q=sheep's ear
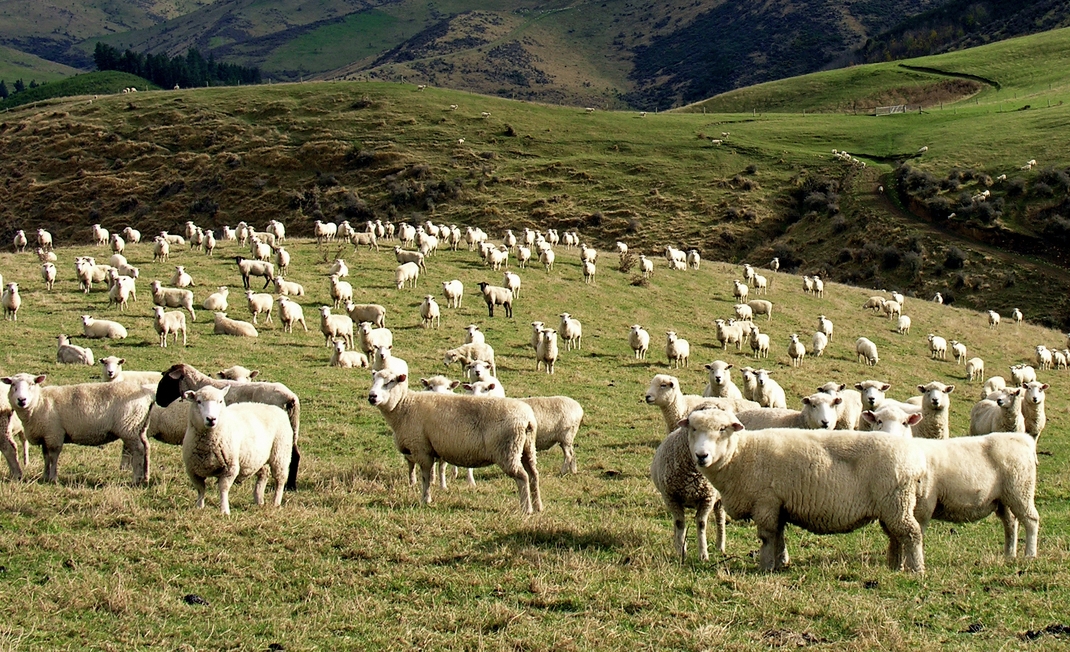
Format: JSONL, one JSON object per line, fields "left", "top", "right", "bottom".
{"left": 396, "top": 374, "right": 407, "bottom": 384}
{"left": 249, "top": 370, "right": 259, "bottom": 379}
{"left": 725, "top": 364, "right": 733, "bottom": 370}
{"left": 704, "top": 364, "right": 712, "bottom": 370}
{"left": 487, "top": 383, "right": 497, "bottom": 391}
{"left": 916, "top": 385, "right": 926, "bottom": 394}
{"left": 944, "top": 385, "right": 955, "bottom": 394}
{"left": 802, "top": 396, "right": 812, "bottom": 406}
{"left": 835, "top": 383, "right": 845, "bottom": 391}
{"left": 183, "top": 390, "right": 196, "bottom": 401}
{"left": 420, "top": 378, "right": 431, "bottom": 388}
{"left": 219, "top": 386, "right": 230, "bottom": 398}
{"left": 675, "top": 418, "right": 689, "bottom": 429}
{"left": 449, "top": 381, "right": 460, "bottom": 389}
{"left": 1041, "top": 383, "right": 1050, "bottom": 390}
{"left": 0, "top": 377, "right": 11, "bottom": 386}
{"left": 853, "top": 382, "right": 865, "bottom": 390}
{"left": 861, "top": 411, "right": 876, "bottom": 424}
{"left": 906, "top": 414, "right": 924, "bottom": 426}
{"left": 118, "top": 358, "right": 126, "bottom": 365}
{"left": 1009, "top": 388, "right": 1021, "bottom": 396}
{"left": 833, "top": 397, "right": 843, "bottom": 405}
{"left": 462, "top": 384, "right": 473, "bottom": 391}
{"left": 730, "top": 421, "right": 745, "bottom": 432}
{"left": 34, "top": 375, "right": 46, "bottom": 385}
{"left": 880, "top": 383, "right": 891, "bottom": 391}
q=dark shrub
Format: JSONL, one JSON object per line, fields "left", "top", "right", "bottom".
{"left": 944, "top": 247, "right": 966, "bottom": 270}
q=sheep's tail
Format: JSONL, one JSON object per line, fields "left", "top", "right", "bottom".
{"left": 285, "top": 396, "right": 301, "bottom": 491}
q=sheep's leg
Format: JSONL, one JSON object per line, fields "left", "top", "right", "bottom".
{"left": 886, "top": 514, "right": 925, "bottom": 572}
{"left": 521, "top": 438, "right": 542, "bottom": 513}
{"left": 0, "top": 428, "right": 22, "bottom": 480}
{"left": 437, "top": 458, "right": 448, "bottom": 490}
{"left": 127, "top": 427, "right": 150, "bottom": 485}
{"left": 712, "top": 499, "right": 727, "bottom": 555}
{"left": 218, "top": 470, "right": 238, "bottom": 515}
{"left": 253, "top": 467, "right": 269, "bottom": 506}
{"left": 666, "top": 500, "right": 688, "bottom": 562}
{"left": 996, "top": 504, "right": 1019, "bottom": 558}
{"left": 1019, "top": 506, "right": 1040, "bottom": 559}
{"left": 560, "top": 443, "right": 576, "bottom": 475}
{"left": 118, "top": 441, "right": 132, "bottom": 471}
{"left": 419, "top": 462, "right": 434, "bottom": 504}
{"left": 695, "top": 498, "right": 713, "bottom": 562}
{"left": 42, "top": 442, "right": 61, "bottom": 482}
{"left": 406, "top": 456, "right": 418, "bottom": 486}
{"left": 466, "top": 467, "right": 475, "bottom": 485}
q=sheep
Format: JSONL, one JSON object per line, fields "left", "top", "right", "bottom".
{"left": 203, "top": 231, "right": 217, "bottom": 256}
{"left": 738, "top": 367, "right": 759, "bottom": 402}
{"left": 890, "top": 291, "right": 905, "bottom": 307}
{"left": 92, "top": 223, "right": 109, "bottom": 246}
{"left": 198, "top": 286, "right": 230, "bottom": 312}
{"left": 856, "top": 337, "right": 879, "bottom": 365}
{"left": 714, "top": 319, "right": 744, "bottom": 351}
{"left": 99, "top": 357, "right": 164, "bottom": 385}
{"left": 395, "top": 262, "right": 421, "bottom": 290}
{"left": 802, "top": 276, "right": 816, "bottom": 295}
{"left": 273, "top": 277, "right": 305, "bottom": 297}
{"left": 373, "top": 345, "right": 409, "bottom": 378}
{"left": 478, "top": 282, "right": 513, "bottom": 318}
{"left": 244, "top": 291, "right": 274, "bottom": 325}
{"left": 882, "top": 299, "right": 901, "bottom": 320}
{"left": 420, "top": 295, "right": 441, "bottom": 329}
{"left": 854, "top": 381, "right": 922, "bottom": 418}
{"left": 644, "top": 374, "right": 759, "bottom": 433}
{"left": 892, "top": 314, "right": 911, "bottom": 335}
{"left": 1011, "top": 308, "right": 1023, "bottom": 325}
{"left": 815, "top": 382, "right": 864, "bottom": 430}
{"left": 580, "top": 260, "right": 597, "bottom": 284}
{"left": 752, "top": 274, "right": 768, "bottom": 295}
{"left": 80, "top": 314, "right": 126, "bottom": 339}
{"left": 36, "top": 248, "right": 56, "bottom": 263}
{"left": 638, "top": 254, "right": 653, "bottom": 277}
{"left": 965, "top": 357, "right": 985, "bottom": 383}
{"left": 986, "top": 310, "right": 1001, "bottom": 329}
{"left": 464, "top": 324, "right": 485, "bottom": 345}
{"left": 350, "top": 231, "right": 379, "bottom": 252}
{"left": 701, "top": 361, "right": 742, "bottom": 399}
{"left": 747, "top": 299, "right": 773, "bottom": 320}
{"left": 515, "top": 246, "right": 532, "bottom": 269}
{"left": 213, "top": 312, "right": 258, "bottom": 337}
{"left": 12, "top": 230, "right": 27, "bottom": 253}
{"left": 927, "top": 334, "right": 947, "bottom": 360}
{"left": 38, "top": 262, "right": 57, "bottom": 291}
{"left": 539, "top": 248, "right": 556, "bottom": 271}
{"left": 1010, "top": 364, "right": 1037, "bottom": 386}
{"left": 3, "top": 373, "right": 155, "bottom": 483}
{"left": 171, "top": 266, "right": 193, "bottom": 288}
{"left": 463, "top": 379, "right": 506, "bottom": 397}
{"left": 981, "top": 376, "right": 1007, "bottom": 399}
{"left": 393, "top": 247, "right": 426, "bottom": 271}
{"left": 110, "top": 233, "right": 125, "bottom": 255}
{"left": 345, "top": 302, "right": 386, "bottom": 329}
{"left": 329, "top": 339, "right": 370, "bottom": 369}
{"left": 969, "top": 388, "right": 1025, "bottom": 436}
{"left": 753, "top": 369, "right": 787, "bottom": 408}
{"left": 367, "top": 369, "right": 541, "bottom": 513}
{"left": 149, "top": 280, "right": 196, "bottom": 321}
{"left": 665, "top": 331, "right": 690, "bottom": 368}
{"left": 314, "top": 220, "right": 338, "bottom": 244}
{"left": 218, "top": 366, "right": 259, "bottom": 382}
{"left": 2, "top": 283, "right": 21, "bottom": 321}
{"left": 1054, "top": 349, "right": 1069, "bottom": 370}
{"left": 932, "top": 292, "right": 943, "bottom": 304}
{"left": 557, "top": 313, "right": 582, "bottom": 351}
{"left": 421, "top": 376, "right": 459, "bottom": 393}
{"left": 122, "top": 227, "right": 141, "bottom": 244}
{"left": 442, "top": 280, "right": 464, "bottom": 308}
{"left": 769, "top": 257, "right": 779, "bottom": 272}
{"left": 810, "top": 331, "right": 828, "bottom": 358}
{"left": 913, "top": 381, "right": 954, "bottom": 439}
{"left": 535, "top": 328, "right": 559, "bottom": 374}
{"left": 529, "top": 321, "right": 545, "bottom": 353}
{"left": 651, "top": 424, "right": 725, "bottom": 561}
{"left": 734, "top": 303, "right": 753, "bottom": 321}
{"left": 108, "top": 277, "right": 132, "bottom": 311}
{"left": 682, "top": 408, "right": 927, "bottom": 572}
{"left": 329, "top": 274, "right": 353, "bottom": 308}
{"left": 56, "top": 334, "right": 94, "bottom": 365}
{"left": 1020, "top": 381, "right": 1048, "bottom": 441}
{"left": 155, "top": 363, "right": 302, "bottom": 490}
{"left": 860, "top": 404, "right": 922, "bottom": 436}
{"left": 732, "top": 279, "right": 748, "bottom": 303}
{"left": 153, "top": 237, "right": 170, "bottom": 262}
{"left": 629, "top": 324, "right": 650, "bottom": 359}
{"left": 182, "top": 385, "right": 293, "bottom": 515}
{"left": 464, "top": 360, "right": 494, "bottom": 382}
{"left": 37, "top": 229, "right": 53, "bottom": 251}
{"left": 748, "top": 327, "right": 771, "bottom": 360}
{"left": 734, "top": 393, "right": 841, "bottom": 430}
{"left": 949, "top": 340, "right": 968, "bottom": 364}
{"left": 273, "top": 296, "right": 307, "bottom": 334}
{"left": 74, "top": 260, "right": 113, "bottom": 294}
{"left": 316, "top": 307, "right": 353, "bottom": 348}
{"left": 787, "top": 334, "right": 806, "bottom": 367}
{"left": 0, "top": 386, "right": 27, "bottom": 479}
{"left": 442, "top": 343, "right": 497, "bottom": 378}
{"left": 862, "top": 296, "right": 886, "bottom": 312}
{"left": 234, "top": 256, "right": 275, "bottom": 290}
{"left": 152, "top": 307, "right": 187, "bottom": 347}
{"left": 1035, "top": 345, "right": 1053, "bottom": 370}
{"left": 503, "top": 271, "right": 522, "bottom": 298}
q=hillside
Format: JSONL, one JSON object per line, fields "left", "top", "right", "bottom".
{"left": 0, "top": 45, "right": 78, "bottom": 85}
{"left": 0, "top": 71, "right": 155, "bottom": 110}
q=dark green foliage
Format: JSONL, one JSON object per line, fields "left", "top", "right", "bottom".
{"left": 93, "top": 42, "right": 261, "bottom": 88}
{"left": 944, "top": 246, "right": 966, "bottom": 269}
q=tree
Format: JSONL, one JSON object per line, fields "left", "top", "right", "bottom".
{"left": 0, "top": 80, "right": 7, "bottom": 100}
{"left": 13, "top": 78, "right": 25, "bottom": 93}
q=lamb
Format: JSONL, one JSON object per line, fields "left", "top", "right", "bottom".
{"left": 202, "top": 287, "right": 229, "bottom": 312}
{"left": 1020, "top": 381, "right": 1048, "bottom": 441}
{"left": 949, "top": 340, "right": 967, "bottom": 364}
{"left": 319, "top": 307, "right": 354, "bottom": 348}
{"left": 897, "top": 315, "right": 911, "bottom": 335}
{"left": 699, "top": 361, "right": 741, "bottom": 400}
{"left": 99, "top": 357, "right": 164, "bottom": 385}
{"left": 153, "top": 306, "right": 187, "bottom": 347}
{"left": 367, "top": 369, "right": 541, "bottom": 513}
{"left": 752, "top": 369, "right": 786, "bottom": 408}
{"left": 854, "top": 337, "right": 879, "bottom": 365}
{"left": 734, "top": 393, "right": 841, "bottom": 430}
{"left": 748, "top": 327, "right": 770, "bottom": 359}
{"left": 464, "top": 360, "right": 494, "bottom": 382}
{"left": 155, "top": 363, "right": 302, "bottom": 490}
{"left": 1011, "top": 308, "right": 1023, "bottom": 325}
{"left": 182, "top": 386, "right": 293, "bottom": 515}
{"left": 913, "top": 381, "right": 954, "bottom": 439}
{"left": 463, "top": 379, "right": 506, "bottom": 397}
{"left": 787, "top": 334, "right": 806, "bottom": 367}
{"left": 218, "top": 366, "right": 259, "bottom": 382}
{"left": 442, "top": 280, "right": 464, "bottom": 308}
{"left": 478, "top": 282, "right": 513, "bottom": 318}
{"left": 540, "top": 248, "right": 556, "bottom": 271}
{"left": 535, "top": 328, "right": 559, "bottom": 374}
{"left": 82, "top": 315, "right": 127, "bottom": 339}
{"left": 56, "top": 334, "right": 94, "bottom": 365}
{"left": 329, "top": 339, "right": 370, "bottom": 368}
{"left": 154, "top": 237, "right": 170, "bottom": 262}
{"left": 815, "top": 382, "right": 864, "bottom": 430}
{"left": 277, "top": 297, "right": 308, "bottom": 333}
{"left": 12, "top": 230, "right": 27, "bottom": 252}
{"left": 444, "top": 343, "right": 496, "bottom": 377}
{"left": 273, "top": 277, "right": 305, "bottom": 297}
{"left": 558, "top": 313, "right": 582, "bottom": 350}
{"left": 244, "top": 291, "right": 274, "bottom": 325}
{"left": 234, "top": 256, "right": 275, "bottom": 290}
{"left": 329, "top": 274, "right": 353, "bottom": 308}
{"left": 882, "top": 299, "right": 901, "bottom": 320}
{"left": 854, "top": 380, "right": 922, "bottom": 417}
{"left": 637, "top": 254, "right": 653, "bottom": 277}
{"left": 171, "top": 266, "right": 193, "bottom": 288}
{"left": 682, "top": 408, "right": 927, "bottom": 572}
{"left": 665, "top": 331, "right": 690, "bottom": 368}
{"left": 811, "top": 331, "right": 828, "bottom": 357}
{"left": 987, "top": 310, "right": 1000, "bottom": 329}
{"left": 345, "top": 302, "right": 386, "bottom": 329}
{"left": 2, "top": 283, "right": 21, "bottom": 321}
{"left": 732, "top": 279, "right": 749, "bottom": 302}
{"left": 1010, "top": 364, "right": 1037, "bottom": 386}
{"left": 644, "top": 374, "right": 759, "bottom": 433}
{"left": 503, "top": 271, "right": 522, "bottom": 298}
{"left": 714, "top": 319, "right": 745, "bottom": 351}
{"left": 40, "top": 262, "right": 56, "bottom": 290}
{"left": 629, "top": 324, "right": 651, "bottom": 360}
{"left": 464, "top": 324, "right": 485, "bottom": 345}
{"left": 420, "top": 295, "right": 441, "bottom": 329}
{"left": 151, "top": 281, "right": 196, "bottom": 320}
{"left": 969, "top": 387, "right": 1025, "bottom": 436}
{"left": 747, "top": 300, "right": 773, "bottom": 320}
{"left": 651, "top": 424, "right": 726, "bottom": 561}
{"left": 3, "top": 373, "right": 154, "bottom": 483}
{"left": 965, "top": 357, "right": 985, "bottom": 383}
{"left": 860, "top": 404, "right": 922, "bottom": 436}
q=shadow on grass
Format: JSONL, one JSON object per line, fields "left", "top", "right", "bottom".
{"left": 481, "top": 524, "right": 631, "bottom": 553}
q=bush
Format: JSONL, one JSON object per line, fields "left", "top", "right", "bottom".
{"left": 744, "top": 163, "right": 758, "bottom": 175}
{"left": 881, "top": 246, "right": 902, "bottom": 270}
{"left": 1032, "top": 182, "right": 1054, "bottom": 197}
{"left": 618, "top": 252, "right": 636, "bottom": 273}
{"left": 1037, "top": 167, "right": 1070, "bottom": 191}
{"left": 1007, "top": 177, "right": 1027, "bottom": 196}
{"left": 903, "top": 251, "right": 921, "bottom": 273}
{"left": 944, "top": 247, "right": 966, "bottom": 270}
{"left": 831, "top": 214, "right": 847, "bottom": 233}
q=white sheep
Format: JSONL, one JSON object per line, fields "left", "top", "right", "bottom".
{"left": 40, "top": 262, "right": 57, "bottom": 291}
{"left": 893, "top": 314, "right": 910, "bottom": 335}
{"left": 810, "top": 331, "right": 828, "bottom": 358}
{"left": 862, "top": 296, "right": 885, "bottom": 312}
{"left": 37, "top": 228, "right": 53, "bottom": 251}
{"left": 99, "top": 356, "right": 163, "bottom": 385}
{"left": 92, "top": 223, "right": 109, "bottom": 246}
{"left": 535, "top": 328, "right": 559, "bottom": 374}
{"left": 3, "top": 373, "right": 154, "bottom": 483}
{"left": 273, "top": 277, "right": 305, "bottom": 297}
{"left": 987, "top": 310, "right": 1001, "bottom": 329}
{"left": 151, "top": 281, "right": 196, "bottom": 321}
{"left": 443, "top": 343, "right": 496, "bottom": 377}
{"left": 540, "top": 248, "right": 556, "bottom": 271}
{"left": 732, "top": 279, "right": 749, "bottom": 303}
{"left": 702, "top": 361, "right": 743, "bottom": 399}
{"left": 234, "top": 256, "right": 275, "bottom": 290}
{"left": 329, "top": 274, "right": 353, "bottom": 308}
{"left": 108, "top": 277, "right": 132, "bottom": 311}
{"left": 442, "top": 280, "right": 464, "bottom": 308}
{"left": 122, "top": 227, "right": 141, "bottom": 244}
{"left": 735, "top": 393, "right": 841, "bottom": 431}
{"left": 56, "top": 334, "right": 94, "bottom": 365}
{"left": 171, "top": 266, "right": 193, "bottom": 288}
{"left": 420, "top": 295, "right": 441, "bottom": 329}
{"left": 559, "top": 313, "right": 582, "bottom": 351}
{"left": 581, "top": 260, "right": 597, "bottom": 284}
{"left": 683, "top": 408, "right": 927, "bottom": 572}
{"left": 203, "top": 287, "right": 229, "bottom": 311}
{"left": 368, "top": 370, "right": 541, "bottom": 513}
{"left": 927, "top": 334, "right": 947, "bottom": 360}
{"left": 753, "top": 369, "right": 787, "bottom": 408}
{"left": 687, "top": 250, "right": 701, "bottom": 270}
{"left": 651, "top": 425, "right": 725, "bottom": 561}
{"left": 358, "top": 322, "right": 393, "bottom": 356}
{"left": 182, "top": 385, "right": 293, "bottom": 515}
{"left": 0, "top": 385, "right": 27, "bottom": 478}
{"left": 345, "top": 302, "right": 386, "bottom": 329}
{"left": 464, "top": 324, "right": 485, "bottom": 345}
{"left": 811, "top": 382, "right": 863, "bottom": 430}
{"left": 665, "top": 331, "right": 690, "bottom": 368}
{"left": 153, "top": 307, "right": 187, "bottom": 347}
{"left": 787, "top": 334, "right": 806, "bottom": 367}
{"left": 747, "top": 300, "right": 773, "bottom": 320}
{"left": 882, "top": 299, "right": 901, "bottom": 320}
{"left": 245, "top": 291, "right": 274, "bottom": 325}
{"left": 277, "top": 297, "right": 308, "bottom": 333}
{"left": 638, "top": 254, "right": 653, "bottom": 277}
{"left": 981, "top": 376, "right": 1007, "bottom": 399}
{"left": 738, "top": 367, "right": 758, "bottom": 402}
{"left": 503, "top": 271, "right": 522, "bottom": 298}
{"left": 714, "top": 319, "right": 744, "bottom": 351}
{"left": 12, "top": 230, "right": 27, "bottom": 252}
{"left": 2, "top": 283, "right": 21, "bottom": 321}
{"left": 860, "top": 404, "right": 922, "bottom": 436}
{"left": 965, "top": 357, "right": 985, "bottom": 383}
{"left": 854, "top": 337, "right": 879, "bottom": 365}
{"left": 1011, "top": 308, "right": 1023, "bottom": 325}
{"left": 949, "top": 340, "right": 967, "bottom": 364}
{"left": 913, "top": 382, "right": 954, "bottom": 439}
{"left": 734, "top": 303, "right": 753, "bottom": 321}
{"left": 1020, "top": 381, "right": 1048, "bottom": 441}
{"left": 644, "top": 374, "right": 759, "bottom": 433}
{"left": 1010, "top": 364, "right": 1037, "bottom": 386}
{"left": 478, "top": 282, "right": 513, "bottom": 317}
{"left": 330, "top": 339, "right": 370, "bottom": 369}
{"left": 817, "top": 314, "right": 833, "bottom": 341}
{"left": 81, "top": 315, "right": 127, "bottom": 339}
{"left": 629, "top": 324, "right": 650, "bottom": 360}
{"left": 318, "top": 307, "right": 353, "bottom": 348}
{"left": 217, "top": 366, "right": 259, "bottom": 382}
{"left": 748, "top": 327, "right": 770, "bottom": 360}
{"left": 1035, "top": 345, "right": 1053, "bottom": 370}
{"left": 154, "top": 237, "right": 170, "bottom": 262}
{"left": 969, "top": 387, "right": 1025, "bottom": 436}
{"left": 213, "top": 312, "right": 258, "bottom": 337}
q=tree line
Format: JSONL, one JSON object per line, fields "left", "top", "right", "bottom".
{"left": 0, "top": 78, "right": 41, "bottom": 100}
{"left": 93, "top": 42, "right": 262, "bottom": 88}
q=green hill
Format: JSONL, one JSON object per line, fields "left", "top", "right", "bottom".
{"left": 0, "top": 71, "right": 155, "bottom": 110}
{"left": 0, "top": 44, "right": 78, "bottom": 85}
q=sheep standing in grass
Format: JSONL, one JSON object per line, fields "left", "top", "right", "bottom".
{"left": 703, "top": 361, "right": 743, "bottom": 399}
{"left": 1035, "top": 345, "right": 1053, "bottom": 370}
{"left": 715, "top": 319, "right": 744, "bottom": 351}
{"left": 329, "top": 274, "right": 353, "bottom": 308}
{"left": 882, "top": 300, "right": 901, "bottom": 320}
{"left": 1021, "top": 381, "right": 1048, "bottom": 441}
{"left": 1012, "top": 308, "right": 1023, "bottom": 325}
{"left": 444, "top": 343, "right": 496, "bottom": 376}
{"left": 319, "top": 307, "right": 353, "bottom": 348}
{"left": 666, "top": 331, "right": 690, "bottom": 368}
{"left": 151, "top": 281, "right": 196, "bottom": 321}
{"left": 638, "top": 254, "right": 653, "bottom": 277}
{"left": 683, "top": 408, "right": 927, "bottom": 572}
{"left": 969, "top": 388, "right": 1025, "bottom": 436}
{"left": 815, "top": 382, "right": 863, "bottom": 430}
{"left": 540, "top": 248, "right": 556, "bottom": 272}
{"left": 245, "top": 291, "right": 274, "bottom": 325}
{"left": 464, "top": 324, "right": 485, "bottom": 345}
{"left": 810, "top": 331, "right": 828, "bottom": 358}
{"left": 234, "top": 256, "right": 275, "bottom": 290}
{"left": 1010, "top": 364, "right": 1037, "bottom": 386}
{"left": 862, "top": 296, "right": 885, "bottom": 312}
{"left": 734, "top": 304, "right": 753, "bottom": 321}
{"left": 420, "top": 295, "right": 441, "bottom": 329}
{"left": 278, "top": 297, "right": 308, "bottom": 333}
{"left": 368, "top": 370, "right": 542, "bottom": 513}
{"left": 913, "top": 382, "right": 954, "bottom": 439}
{"left": 2, "top": 283, "right": 21, "bottom": 321}
{"left": 950, "top": 340, "right": 967, "bottom": 364}
{"left": 40, "top": 262, "right": 56, "bottom": 291}
{"left": 559, "top": 313, "right": 582, "bottom": 351}
{"left": 37, "top": 229, "right": 53, "bottom": 251}
{"left": 442, "top": 280, "right": 464, "bottom": 308}
{"left": 817, "top": 315, "right": 833, "bottom": 341}
{"left": 56, "top": 334, "right": 94, "bottom": 365}
{"left": 928, "top": 334, "right": 947, "bottom": 360}
{"left": 965, "top": 357, "right": 985, "bottom": 383}
{"left": 645, "top": 374, "right": 758, "bottom": 433}
{"left": 503, "top": 271, "right": 521, "bottom": 298}
{"left": 345, "top": 302, "right": 386, "bottom": 329}
{"left": 373, "top": 345, "right": 409, "bottom": 377}
{"left": 897, "top": 315, "right": 911, "bottom": 335}
{"left": 988, "top": 310, "right": 1001, "bottom": 329}
{"left": 153, "top": 307, "right": 187, "bottom": 347}
{"left": 182, "top": 386, "right": 293, "bottom": 515}
{"left": 535, "top": 328, "right": 559, "bottom": 374}
{"left": 629, "top": 324, "right": 650, "bottom": 360}
{"left": 733, "top": 280, "right": 748, "bottom": 303}
{"left": 855, "top": 337, "right": 879, "bottom": 365}
{"left": 749, "top": 327, "right": 770, "bottom": 359}
{"left": 3, "top": 373, "right": 154, "bottom": 484}
{"left": 652, "top": 423, "right": 725, "bottom": 561}
{"left": 12, "top": 230, "right": 27, "bottom": 253}
{"left": 747, "top": 300, "right": 773, "bottom": 320}
{"left": 478, "top": 282, "right": 513, "bottom": 318}
{"left": 787, "top": 334, "right": 806, "bottom": 367}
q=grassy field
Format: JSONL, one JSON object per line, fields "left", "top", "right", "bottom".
{"left": 0, "top": 71, "right": 155, "bottom": 110}
{"left": 0, "top": 230, "right": 1068, "bottom": 649}
{"left": 0, "top": 45, "right": 78, "bottom": 87}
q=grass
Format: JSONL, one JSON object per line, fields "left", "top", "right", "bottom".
{"left": 0, "top": 231, "right": 1069, "bottom": 649}
{"left": 0, "top": 71, "right": 155, "bottom": 110}
{"left": 0, "top": 45, "right": 78, "bottom": 87}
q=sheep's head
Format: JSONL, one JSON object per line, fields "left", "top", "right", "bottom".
{"left": 2, "top": 373, "right": 46, "bottom": 410}
{"left": 645, "top": 374, "right": 679, "bottom": 405}
{"left": 684, "top": 408, "right": 745, "bottom": 469}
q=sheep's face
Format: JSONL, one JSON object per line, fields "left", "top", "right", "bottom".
{"left": 706, "top": 362, "right": 730, "bottom": 386}
{"left": 100, "top": 357, "right": 124, "bottom": 380}
{"left": 686, "top": 409, "right": 744, "bottom": 469}
{"left": 645, "top": 374, "right": 678, "bottom": 405}
{"left": 1024, "top": 382, "right": 1049, "bottom": 405}
{"left": 857, "top": 383, "right": 890, "bottom": 409}
{"left": 2, "top": 373, "right": 45, "bottom": 410}
{"left": 917, "top": 382, "right": 954, "bottom": 411}
{"left": 369, "top": 371, "right": 407, "bottom": 407}
{"left": 801, "top": 394, "right": 840, "bottom": 430}
{"left": 187, "top": 386, "right": 229, "bottom": 429}
{"left": 994, "top": 389, "right": 1022, "bottom": 410}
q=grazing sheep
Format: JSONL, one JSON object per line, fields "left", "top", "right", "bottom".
{"left": 318, "top": 307, "right": 353, "bottom": 348}
{"left": 1011, "top": 308, "right": 1023, "bottom": 325}
{"left": 442, "top": 280, "right": 464, "bottom": 308}
{"left": 913, "top": 382, "right": 954, "bottom": 439}
{"left": 153, "top": 307, "right": 187, "bottom": 347}
{"left": 277, "top": 297, "right": 308, "bottom": 333}
{"left": 477, "top": 282, "right": 513, "bottom": 318}
{"left": 273, "top": 277, "right": 305, "bottom": 297}
{"left": 182, "top": 386, "right": 293, "bottom": 515}
{"left": 652, "top": 424, "right": 725, "bottom": 561}
{"left": 99, "top": 357, "right": 163, "bottom": 385}
{"left": 244, "top": 291, "right": 274, "bottom": 325}
{"left": 683, "top": 408, "right": 927, "bottom": 572}
{"left": 151, "top": 281, "right": 196, "bottom": 321}
{"left": 345, "top": 302, "right": 386, "bottom": 329}
{"left": 558, "top": 313, "right": 582, "bottom": 350}
{"left": 367, "top": 370, "right": 541, "bottom": 513}
{"left": 949, "top": 340, "right": 967, "bottom": 364}
{"left": 350, "top": 231, "right": 379, "bottom": 252}
{"left": 171, "top": 266, "right": 193, "bottom": 288}
{"left": 815, "top": 382, "right": 864, "bottom": 430}
{"left": 2, "top": 283, "right": 21, "bottom": 321}
{"left": 420, "top": 295, "right": 441, "bottom": 329}
{"left": 855, "top": 337, "right": 879, "bottom": 365}
{"left": 965, "top": 357, "right": 985, "bottom": 383}
{"left": 81, "top": 315, "right": 127, "bottom": 339}
{"left": 535, "top": 328, "right": 559, "bottom": 374}
{"left": 896, "top": 315, "right": 911, "bottom": 335}
{"left": 748, "top": 326, "right": 771, "bottom": 360}
{"left": 464, "top": 324, "right": 485, "bottom": 345}
{"left": 753, "top": 369, "right": 787, "bottom": 408}
{"left": 3, "top": 373, "right": 154, "bottom": 483}
{"left": 234, "top": 256, "right": 275, "bottom": 290}
{"left": 882, "top": 299, "right": 901, "bottom": 320}
{"left": 862, "top": 296, "right": 885, "bottom": 312}
{"left": 927, "top": 334, "right": 947, "bottom": 360}
{"left": 329, "top": 340, "right": 370, "bottom": 369}
{"left": 629, "top": 324, "right": 651, "bottom": 360}
{"left": 645, "top": 374, "right": 759, "bottom": 433}
{"left": 1021, "top": 381, "right": 1048, "bottom": 441}
{"left": 444, "top": 343, "right": 496, "bottom": 377}
{"left": 329, "top": 274, "right": 353, "bottom": 308}
{"left": 787, "top": 334, "right": 806, "bottom": 367}
{"left": 56, "top": 334, "right": 94, "bottom": 365}
{"left": 203, "top": 287, "right": 229, "bottom": 311}
{"left": 666, "top": 331, "right": 690, "bottom": 368}
{"left": 1010, "top": 364, "right": 1037, "bottom": 386}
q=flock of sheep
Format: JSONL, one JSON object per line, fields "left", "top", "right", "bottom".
{"left": 0, "top": 217, "right": 1057, "bottom": 573}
